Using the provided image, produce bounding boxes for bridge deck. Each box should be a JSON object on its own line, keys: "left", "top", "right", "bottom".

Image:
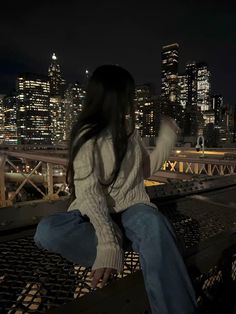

{"left": 0, "top": 176, "right": 236, "bottom": 313}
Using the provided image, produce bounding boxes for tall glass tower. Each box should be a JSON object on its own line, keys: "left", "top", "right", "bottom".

{"left": 48, "top": 53, "right": 66, "bottom": 97}
{"left": 16, "top": 73, "right": 51, "bottom": 145}
{"left": 161, "top": 43, "right": 179, "bottom": 103}
{"left": 48, "top": 53, "right": 66, "bottom": 143}
{"left": 197, "top": 62, "right": 211, "bottom": 112}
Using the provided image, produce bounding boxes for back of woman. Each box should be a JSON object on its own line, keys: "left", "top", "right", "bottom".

{"left": 34, "top": 65, "right": 198, "bottom": 314}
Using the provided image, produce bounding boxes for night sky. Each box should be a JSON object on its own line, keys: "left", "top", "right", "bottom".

{"left": 1, "top": 0, "right": 236, "bottom": 104}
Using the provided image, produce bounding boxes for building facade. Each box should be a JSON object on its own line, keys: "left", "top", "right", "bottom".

{"left": 183, "top": 62, "right": 198, "bottom": 136}
{"left": 48, "top": 53, "right": 66, "bottom": 97}
{"left": 161, "top": 43, "right": 179, "bottom": 104}
{"left": 50, "top": 96, "right": 66, "bottom": 144}
{"left": 178, "top": 74, "right": 187, "bottom": 109}
{"left": 48, "top": 53, "right": 67, "bottom": 143}
{"left": 211, "top": 95, "right": 223, "bottom": 126}
{"left": 16, "top": 73, "right": 51, "bottom": 145}
{"left": 0, "top": 95, "right": 5, "bottom": 143}
{"left": 64, "top": 82, "right": 86, "bottom": 140}
{"left": 197, "top": 62, "right": 211, "bottom": 112}
{"left": 2, "top": 94, "right": 18, "bottom": 145}
{"left": 135, "top": 84, "right": 156, "bottom": 139}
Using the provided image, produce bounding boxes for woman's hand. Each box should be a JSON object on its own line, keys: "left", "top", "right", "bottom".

{"left": 162, "top": 117, "right": 180, "bottom": 135}
{"left": 90, "top": 267, "right": 117, "bottom": 289}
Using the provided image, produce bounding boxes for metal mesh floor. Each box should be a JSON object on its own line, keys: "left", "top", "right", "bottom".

{"left": 1, "top": 185, "right": 236, "bottom": 313}
{"left": 0, "top": 236, "right": 140, "bottom": 314}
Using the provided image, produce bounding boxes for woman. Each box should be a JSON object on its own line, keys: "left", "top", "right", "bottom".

{"left": 34, "top": 65, "right": 197, "bottom": 313}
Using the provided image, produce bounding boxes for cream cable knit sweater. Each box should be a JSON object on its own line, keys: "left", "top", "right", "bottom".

{"left": 68, "top": 124, "right": 177, "bottom": 272}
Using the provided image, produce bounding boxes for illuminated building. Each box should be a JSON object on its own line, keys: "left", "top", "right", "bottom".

{"left": 135, "top": 84, "right": 156, "bottom": 139}
{"left": 64, "top": 82, "right": 86, "bottom": 140}
{"left": 219, "top": 104, "right": 236, "bottom": 144}
{"left": 48, "top": 53, "right": 66, "bottom": 97}
{"left": 197, "top": 62, "right": 211, "bottom": 112}
{"left": 182, "top": 61, "right": 211, "bottom": 136}
{"left": 50, "top": 96, "right": 66, "bottom": 143}
{"left": 161, "top": 43, "right": 179, "bottom": 104}
{"left": 178, "top": 74, "right": 187, "bottom": 109}
{"left": 16, "top": 73, "right": 51, "bottom": 145}
{"left": 211, "top": 95, "right": 223, "bottom": 125}
{"left": 48, "top": 53, "right": 67, "bottom": 143}
{"left": 183, "top": 62, "right": 198, "bottom": 136}
{"left": 0, "top": 95, "right": 5, "bottom": 143}
{"left": 2, "top": 94, "right": 18, "bottom": 145}
{"left": 202, "top": 110, "right": 215, "bottom": 125}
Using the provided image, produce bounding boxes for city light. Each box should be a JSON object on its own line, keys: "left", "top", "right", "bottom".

{"left": 0, "top": 45, "right": 235, "bottom": 148}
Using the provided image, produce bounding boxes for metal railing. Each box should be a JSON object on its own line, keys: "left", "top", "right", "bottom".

{"left": 0, "top": 151, "right": 236, "bottom": 208}
{"left": 163, "top": 156, "right": 236, "bottom": 176}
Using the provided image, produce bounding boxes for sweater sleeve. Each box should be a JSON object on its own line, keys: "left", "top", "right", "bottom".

{"left": 73, "top": 139, "right": 124, "bottom": 272}
{"left": 136, "top": 124, "right": 177, "bottom": 179}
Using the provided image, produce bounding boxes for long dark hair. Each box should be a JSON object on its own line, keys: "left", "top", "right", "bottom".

{"left": 66, "top": 65, "right": 136, "bottom": 203}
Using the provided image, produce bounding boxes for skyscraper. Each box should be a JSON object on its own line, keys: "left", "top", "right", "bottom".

{"left": 64, "top": 82, "right": 86, "bottom": 140}
{"left": 48, "top": 53, "right": 66, "bottom": 143}
{"left": 161, "top": 43, "right": 179, "bottom": 104}
{"left": 219, "top": 103, "right": 236, "bottom": 143}
{"left": 211, "top": 95, "right": 223, "bottom": 125}
{"left": 135, "top": 84, "right": 156, "bottom": 138}
{"left": 0, "top": 95, "right": 5, "bottom": 143}
{"left": 48, "top": 53, "right": 66, "bottom": 97}
{"left": 178, "top": 74, "right": 187, "bottom": 109}
{"left": 50, "top": 96, "right": 66, "bottom": 143}
{"left": 2, "top": 94, "right": 18, "bottom": 145}
{"left": 16, "top": 73, "right": 51, "bottom": 145}
{"left": 183, "top": 62, "right": 198, "bottom": 136}
{"left": 197, "top": 62, "right": 211, "bottom": 112}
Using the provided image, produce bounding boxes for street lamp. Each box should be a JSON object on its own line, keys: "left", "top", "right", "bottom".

{"left": 196, "top": 135, "right": 205, "bottom": 158}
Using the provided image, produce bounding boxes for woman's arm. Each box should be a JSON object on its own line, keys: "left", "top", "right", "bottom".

{"left": 73, "top": 139, "right": 124, "bottom": 273}
{"left": 137, "top": 118, "right": 179, "bottom": 179}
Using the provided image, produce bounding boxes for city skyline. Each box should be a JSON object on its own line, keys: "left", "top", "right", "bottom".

{"left": 0, "top": 47, "right": 228, "bottom": 103}
{"left": 0, "top": 1, "right": 236, "bottom": 104}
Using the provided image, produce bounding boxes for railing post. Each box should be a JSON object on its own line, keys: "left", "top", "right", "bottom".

{"left": 0, "top": 154, "right": 6, "bottom": 207}
{"left": 208, "top": 164, "right": 212, "bottom": 176}
{"left": 194, "top": 163, "right": 199, "bottom": 174}
{"left": 162, "top": 161, "right": 167, "bottom": 171}
{"left": 45, "top": 163, "right": 59, "bottom": 201}
{"left": 47, "top": 163, "right": 54, "bottom": 196}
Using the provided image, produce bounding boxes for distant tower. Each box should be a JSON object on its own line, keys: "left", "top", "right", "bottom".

{"left": 2, "top": 94, "right": 18, "bottom": 145}
{"left": 0, "top": 95, "right": 5, "bottom": 143}
{"left": 48, "top": 53, "right": 67, "bottom": 143}
{"left": 135, "top": 84, "right": 156, "bottom": 138}
{"left": 197, "top": 62, "right": 211, "bottom": 112}
{"left": 211, "top": 95, "right": 223, "bottom": 125}
{"left": 85, "top": 69, "right": 90, "bottom": 80}
{"left": 178, "top": 74, "right": 187, "bottom": 109}
{"left": 48, "top": 53, "right": 66, "bottom": 97}
{"left": 161, "top": 43, "right": 179, "bottom": 104}
{"left": 16, "top": 73, "right": 51, "bottom": 145}
{"left": 64, "top": 82, "right": 86, "bottom": 140}
{"left": 183, "top": 62, "right": 198, "bottom": 136}
{"left": 83, "top": 69, "right": 90, "bottom": 88}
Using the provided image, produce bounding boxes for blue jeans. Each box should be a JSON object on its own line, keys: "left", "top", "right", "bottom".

{"left": 34, "top": 203, "right": 197, "bottom": 314}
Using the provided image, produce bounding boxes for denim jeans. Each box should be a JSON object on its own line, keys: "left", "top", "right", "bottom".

{"left": 34, "top": 203, "right": 197, "bottom": 314}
